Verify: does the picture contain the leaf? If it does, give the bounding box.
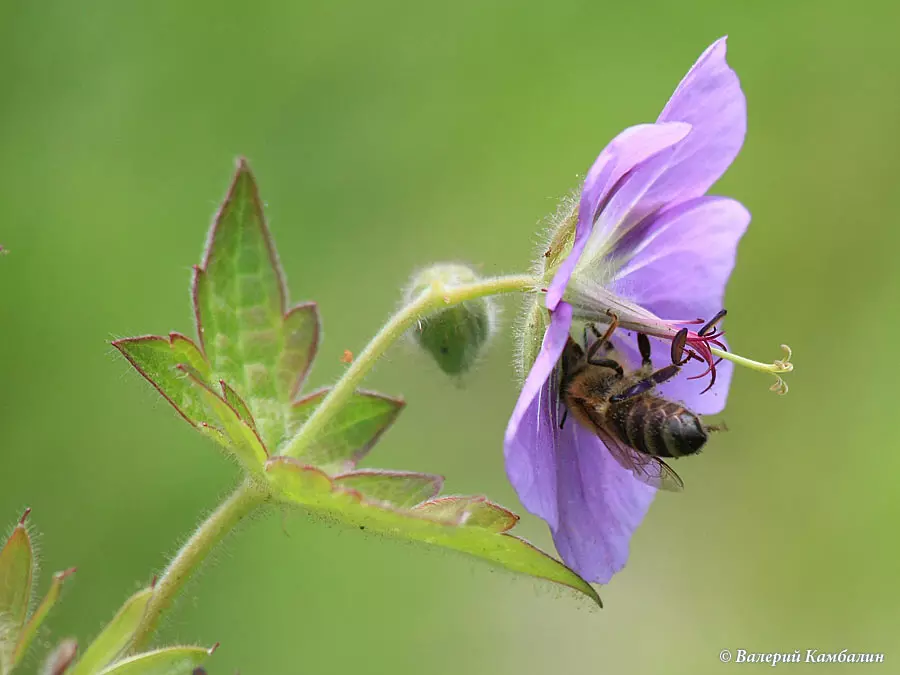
[191,159,320,447]
[12,568,76,668]
[279,302,320,399]
[179,367,268,473]
[219,380,257,431]
[413,496,519,532]
[266,458,601,606]
[0,509,34,655]
[69,587,153,675]
[112,333,213,427]
[96,646,214,675]
[283,388,405,471]
[333,470,443,508]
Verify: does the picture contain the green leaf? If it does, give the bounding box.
[12,567,76,668]
[179,367,268,473]
[278,302,319,399]
[112,333,213,427]
[283,388,405,471]
[413,496,519,532]
[219,380,257,431]
[333,470,443,508]
[0,509,34,659]
[266,458,601,606]
[96,646,214,675]
[69,587,153,675]
[192,159,320,448]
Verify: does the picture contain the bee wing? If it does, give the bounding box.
[593,426,684,492]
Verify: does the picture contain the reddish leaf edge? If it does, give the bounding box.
[289,387,406,468]
[333,469,445,503]
[190,159,321,377]
[111,332,207,427]
[175,364,270,458]
[266,457,602,607]
[285,302,321,399]
[413,495,520,531]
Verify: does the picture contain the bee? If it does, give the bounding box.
[559,312,725,491]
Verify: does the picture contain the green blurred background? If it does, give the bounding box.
[2,1,898,673]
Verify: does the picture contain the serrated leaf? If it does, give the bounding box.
[13,568,76,668]
[191,160,320,449]
[69,587,152,675]
[219,380,256,431]
[333,470,443,508]
[283,388,404,471]
[96,646,213,675]
[413,496,519,532]
[279,302,319,399]
[112,334,213,427]
[266,458,601,606]
[179,367,268,473]
[0,510,34,658]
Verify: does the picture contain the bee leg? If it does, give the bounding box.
[611,364,681,402]
[585,357,624,377]
[637,332,654,375]
[559,407,568,429]
[704,421,728,433]
[585,313,619,362]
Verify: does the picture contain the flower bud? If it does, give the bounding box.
[405,264,495,375]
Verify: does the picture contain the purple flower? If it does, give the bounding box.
[505,38,750,584]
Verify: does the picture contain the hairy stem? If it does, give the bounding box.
[130,479,267,650]
[281,273,535,458]
[128,272,534,648]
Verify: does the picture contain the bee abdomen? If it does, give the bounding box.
[609,398,707,458]
[657,401,707,457]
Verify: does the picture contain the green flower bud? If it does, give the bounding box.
[405,264,496,375]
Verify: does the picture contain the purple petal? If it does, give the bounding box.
[654,37,747,202]
[504,302,573,530]
[551,421,656,584]
[583,141,683,259]
[608,196,750,413]
[545,123,692,310]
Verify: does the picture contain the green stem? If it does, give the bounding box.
[130,478,267,651]
[282,273,535,458]
[128,272,534,648]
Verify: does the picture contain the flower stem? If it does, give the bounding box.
[281,273,535,458]
[130,478,267,651]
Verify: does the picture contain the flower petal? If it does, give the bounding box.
[545,123,691,310]
[551,422,656,584]
[608,196,750,413]
[504,302,574,530]
[655,37,746,201]
[578,140,684,266]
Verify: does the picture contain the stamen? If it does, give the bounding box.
[699,309,727,336]
[671,328,690,365]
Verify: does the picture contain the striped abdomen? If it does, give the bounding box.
[605,395,707,458]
